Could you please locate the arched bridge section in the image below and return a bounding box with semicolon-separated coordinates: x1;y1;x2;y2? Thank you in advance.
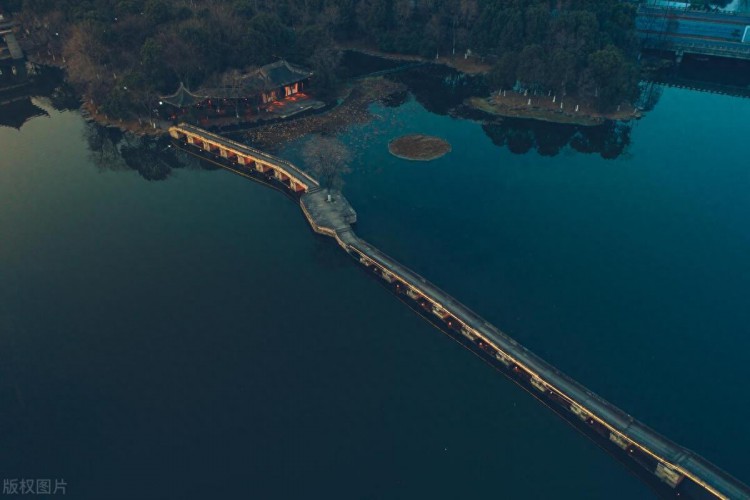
169;123;318;194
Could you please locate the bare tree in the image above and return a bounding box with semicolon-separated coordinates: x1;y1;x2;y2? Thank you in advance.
83;122;126;173
62;24;102;89
308;48;342;102
302;135;352;193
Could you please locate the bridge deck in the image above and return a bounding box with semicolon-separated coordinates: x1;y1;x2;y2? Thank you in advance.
301;188;749;499
336;228;749;499
179;125;750;500
174;123;319;188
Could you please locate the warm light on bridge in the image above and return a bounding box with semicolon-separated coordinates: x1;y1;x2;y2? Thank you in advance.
168;123;748;500
169;124;318;194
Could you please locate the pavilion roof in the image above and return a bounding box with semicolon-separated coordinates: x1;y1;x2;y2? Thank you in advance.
247;59;313;91
159;82;203;108
160;60;313;106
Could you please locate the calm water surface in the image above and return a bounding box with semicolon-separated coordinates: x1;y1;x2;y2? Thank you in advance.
0;82;748;499
301;88;750;474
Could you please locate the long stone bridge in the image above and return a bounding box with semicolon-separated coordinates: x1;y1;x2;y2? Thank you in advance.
169;123;750;500
637;5;750;62
171;123;319;193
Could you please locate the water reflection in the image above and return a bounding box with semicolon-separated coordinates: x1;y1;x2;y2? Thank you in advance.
482;119;633;159
637;81;664;112
0;67;78;130
643;52;750;99
84;125;125;173
82;122;185;181
388;64;635;160
0;97;47;130
390;64;488;116
5;56;644;179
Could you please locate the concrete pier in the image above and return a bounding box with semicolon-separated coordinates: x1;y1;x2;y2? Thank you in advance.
170;125;750;500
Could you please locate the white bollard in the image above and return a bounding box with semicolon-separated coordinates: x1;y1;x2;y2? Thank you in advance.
553;96;556;103
527;98;531;106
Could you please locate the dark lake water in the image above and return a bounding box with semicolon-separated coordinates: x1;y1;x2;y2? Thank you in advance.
1;73;749;499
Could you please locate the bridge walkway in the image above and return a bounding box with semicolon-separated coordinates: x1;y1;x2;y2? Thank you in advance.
170;123;319;193
173;124;750;500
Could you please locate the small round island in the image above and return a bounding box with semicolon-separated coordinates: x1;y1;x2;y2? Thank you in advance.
388;134;451;161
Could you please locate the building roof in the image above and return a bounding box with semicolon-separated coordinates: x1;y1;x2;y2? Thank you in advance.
247;59;313;91
160;82;202;108
0;12;18;32
160;60;313;106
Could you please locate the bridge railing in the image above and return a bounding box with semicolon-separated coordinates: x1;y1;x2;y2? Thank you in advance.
340;229;750;500
169;124;320;190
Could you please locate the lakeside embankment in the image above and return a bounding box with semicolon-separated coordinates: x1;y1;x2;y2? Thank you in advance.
242;77;406;150
80;101;165;137
22;42;636;136
339;47;641;126
466;93;641;127
85;76;405;142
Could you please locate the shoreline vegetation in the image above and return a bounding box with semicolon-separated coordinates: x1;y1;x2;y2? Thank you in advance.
338;45;493;76
388;134;452;161
7;0;642;136
70;51;638;138
80;101;165;136
466;93;641;127
242;77;406;150
27;43;640;138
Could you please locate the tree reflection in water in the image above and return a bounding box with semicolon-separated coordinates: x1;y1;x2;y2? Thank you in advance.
82;60;643;180
389;64;638;160
83;122;188;181
482;119;632;159
0;67;76;131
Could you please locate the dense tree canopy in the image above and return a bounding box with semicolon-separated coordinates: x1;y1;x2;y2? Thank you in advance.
16;0;642;116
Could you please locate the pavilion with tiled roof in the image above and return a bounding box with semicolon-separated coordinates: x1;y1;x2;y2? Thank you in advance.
160;60;313;110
